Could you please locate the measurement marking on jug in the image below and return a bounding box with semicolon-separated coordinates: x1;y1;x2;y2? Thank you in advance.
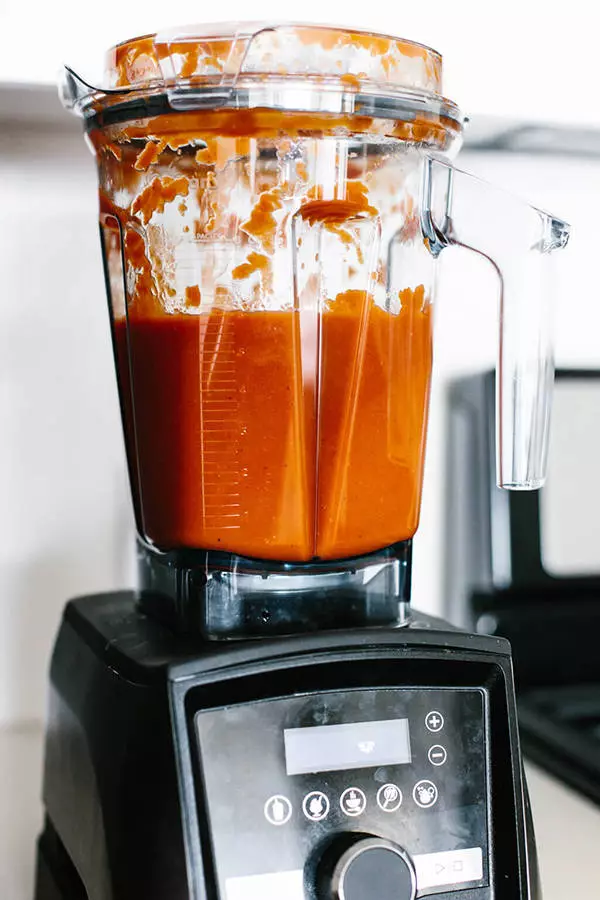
199;315;242;532
205;503;242;509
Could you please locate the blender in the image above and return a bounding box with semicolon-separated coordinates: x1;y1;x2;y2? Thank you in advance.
36;23;569;900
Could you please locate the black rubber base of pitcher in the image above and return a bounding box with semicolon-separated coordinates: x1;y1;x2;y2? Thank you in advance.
136;538;413;639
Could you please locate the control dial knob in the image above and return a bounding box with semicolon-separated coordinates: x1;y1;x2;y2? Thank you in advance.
318;834;417;900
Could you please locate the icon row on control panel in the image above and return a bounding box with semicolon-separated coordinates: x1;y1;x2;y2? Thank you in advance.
264;779;439;826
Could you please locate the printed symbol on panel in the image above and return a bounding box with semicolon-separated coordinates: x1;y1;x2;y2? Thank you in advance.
264;794;293;826
376;783;403;813
340;787;367;817
413;780;439;809
425;711;444;733
302;791;330;822
428;745;448;766
357;741;376;755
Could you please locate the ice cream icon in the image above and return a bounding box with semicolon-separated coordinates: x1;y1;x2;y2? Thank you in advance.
340;787;367;816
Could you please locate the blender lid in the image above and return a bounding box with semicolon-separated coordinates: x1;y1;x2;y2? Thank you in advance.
61;21;463;128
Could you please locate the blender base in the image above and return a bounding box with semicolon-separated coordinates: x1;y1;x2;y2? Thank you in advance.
35;820;87;900
34;591;540;900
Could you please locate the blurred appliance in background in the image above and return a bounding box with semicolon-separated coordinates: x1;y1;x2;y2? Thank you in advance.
446;371;600;805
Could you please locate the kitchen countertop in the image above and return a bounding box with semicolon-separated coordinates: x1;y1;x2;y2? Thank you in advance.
2;723;599;898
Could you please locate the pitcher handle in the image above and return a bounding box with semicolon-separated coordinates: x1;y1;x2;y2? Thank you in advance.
421;157;570;489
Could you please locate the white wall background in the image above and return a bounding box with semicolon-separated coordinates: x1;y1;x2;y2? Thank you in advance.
1;1;600;727
0;107;137;726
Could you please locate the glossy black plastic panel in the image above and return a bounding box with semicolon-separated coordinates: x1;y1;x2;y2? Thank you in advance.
195;687;487;898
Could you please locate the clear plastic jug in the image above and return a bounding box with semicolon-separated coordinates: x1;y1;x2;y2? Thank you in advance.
62;23;570;637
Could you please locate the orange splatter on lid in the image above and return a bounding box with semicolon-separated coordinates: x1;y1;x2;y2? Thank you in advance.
63;23;463;142
104;23;445;99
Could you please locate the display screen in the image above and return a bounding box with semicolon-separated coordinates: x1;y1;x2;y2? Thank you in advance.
284;717;411;775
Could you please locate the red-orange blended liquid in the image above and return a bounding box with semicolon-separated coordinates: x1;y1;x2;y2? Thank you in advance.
113;289;432;561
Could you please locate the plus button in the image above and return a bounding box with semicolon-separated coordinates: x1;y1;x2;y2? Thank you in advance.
425;711;444;733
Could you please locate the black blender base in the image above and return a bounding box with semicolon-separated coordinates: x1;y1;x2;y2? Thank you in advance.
35;821;87;900
35;591;540;900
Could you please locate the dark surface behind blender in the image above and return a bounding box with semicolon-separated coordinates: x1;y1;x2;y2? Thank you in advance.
445;370;600;805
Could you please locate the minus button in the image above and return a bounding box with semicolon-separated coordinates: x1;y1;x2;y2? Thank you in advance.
428;745;447;766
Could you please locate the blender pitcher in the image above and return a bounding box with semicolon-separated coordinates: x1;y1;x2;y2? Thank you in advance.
62;23;569;638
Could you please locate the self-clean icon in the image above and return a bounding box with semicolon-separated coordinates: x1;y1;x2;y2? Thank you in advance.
413;780;438;809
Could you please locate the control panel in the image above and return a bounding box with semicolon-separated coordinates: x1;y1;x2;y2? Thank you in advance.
194;687;489;899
